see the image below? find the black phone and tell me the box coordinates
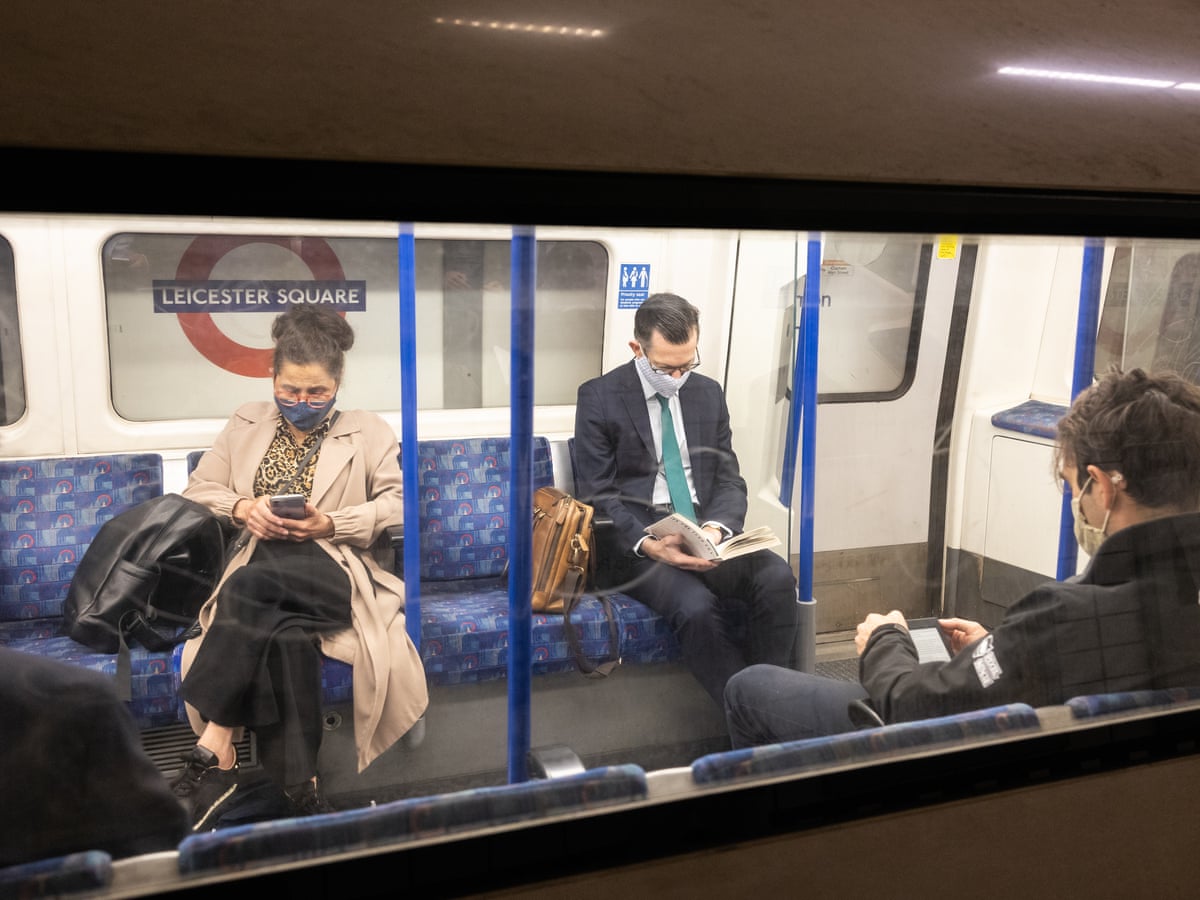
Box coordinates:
[269,493,307,519]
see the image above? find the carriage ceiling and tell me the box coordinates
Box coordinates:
[3,1,1200,197]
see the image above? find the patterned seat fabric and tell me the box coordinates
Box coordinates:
[1,440,683,726]
[0,454,183,729]
[408,437,680,685]
[177,764,648,875]
[1066,686,1200,718]
[415,436,554,580]
[0,850,113,897]
[989,400,1067,439]
[690,703,1041,785]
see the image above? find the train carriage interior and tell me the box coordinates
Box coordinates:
[4,2,1200,898]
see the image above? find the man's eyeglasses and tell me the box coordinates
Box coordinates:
[646,349,701,377]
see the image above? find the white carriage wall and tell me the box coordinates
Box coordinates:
[946,238,1117,578]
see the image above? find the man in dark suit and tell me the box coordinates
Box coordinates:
[573,292,800,706]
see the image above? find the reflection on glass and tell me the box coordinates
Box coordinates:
[0,237,22,425]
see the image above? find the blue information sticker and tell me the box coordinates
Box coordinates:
[617,264,651,308]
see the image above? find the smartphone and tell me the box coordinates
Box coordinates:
[269,493,307,520]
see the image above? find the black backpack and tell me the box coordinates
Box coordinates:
[63,493,230,695]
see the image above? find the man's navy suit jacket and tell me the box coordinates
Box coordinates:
[574,360,748,560]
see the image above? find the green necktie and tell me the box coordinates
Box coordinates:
[657,393,696,522]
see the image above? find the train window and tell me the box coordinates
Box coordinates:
[101,234,606,419]
[792,233,927,402]
[0,235,22,426]
[414,239,607,409]
[1095,240,1200,384]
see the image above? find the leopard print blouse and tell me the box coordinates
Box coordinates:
[252,416,333,499]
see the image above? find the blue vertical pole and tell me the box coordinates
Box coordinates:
[796,235,823,606]
[1056,238,1104,581]
[398,226,421,648]
[508,226,536,783]
[777,236,821,673]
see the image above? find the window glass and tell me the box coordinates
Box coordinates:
[1096,239,1200,384]
[102,234,607,419]
[0,236,23,426]
[787,233,927,400]
[414,239,607,409]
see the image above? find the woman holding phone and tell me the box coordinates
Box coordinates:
[173,306,427,829]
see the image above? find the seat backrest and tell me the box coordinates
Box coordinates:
[414,436,553,581]
[0,454,163,623]
[177,764,647,876]
[0,850,113,897]
[690,703,1041,785]
[185,437,555,582]
[989,399,1066,439]
[1066,686,1200,719]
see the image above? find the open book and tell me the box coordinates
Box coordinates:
[644,513,781,562]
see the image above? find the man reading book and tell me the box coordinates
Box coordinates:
[574,292,800,707]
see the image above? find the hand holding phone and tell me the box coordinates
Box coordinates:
[269,493,307,520]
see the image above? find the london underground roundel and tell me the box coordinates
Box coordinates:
[174,236,347,377]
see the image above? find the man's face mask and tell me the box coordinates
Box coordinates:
[1071,472,1121,556]
[634,352,693,398]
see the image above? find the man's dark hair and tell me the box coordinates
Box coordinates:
[634,293,700,346]
[1055,367,1200,510]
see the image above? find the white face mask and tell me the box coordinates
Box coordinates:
[634,353,691,398]
[1071,473,1119,556]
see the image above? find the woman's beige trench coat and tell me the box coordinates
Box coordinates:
[180,401,428,772]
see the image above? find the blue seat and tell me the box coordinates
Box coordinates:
[407,436,679,684]
[1065,686,1200,718]
[2,439,683,731]
[690,703,1041,785]
[0,454,186,730]
[0,851,112,899]
[989,400,1067,439]
[177,764,647,876]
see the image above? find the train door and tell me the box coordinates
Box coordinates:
[726,232,968,634]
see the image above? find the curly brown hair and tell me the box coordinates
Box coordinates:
[1055,368,1200,511]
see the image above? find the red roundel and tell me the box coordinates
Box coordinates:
[174,236,347,377]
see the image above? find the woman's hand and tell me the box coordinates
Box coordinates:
[281,502,336,542]
[236,496,334,542]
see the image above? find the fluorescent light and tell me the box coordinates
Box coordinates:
[1174,82,1200,91]
[434,17,605,38]
[998,66,1175,88]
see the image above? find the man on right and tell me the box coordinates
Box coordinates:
[725,368,1200,748]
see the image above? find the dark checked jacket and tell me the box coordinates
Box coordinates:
[860,513,1200,723]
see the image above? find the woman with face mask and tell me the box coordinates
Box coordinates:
[171,306,427,829]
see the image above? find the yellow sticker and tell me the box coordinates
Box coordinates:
[937,235,958,260]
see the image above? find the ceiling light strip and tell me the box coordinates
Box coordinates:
[998,66,1176,88]
[434,17,605,37]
